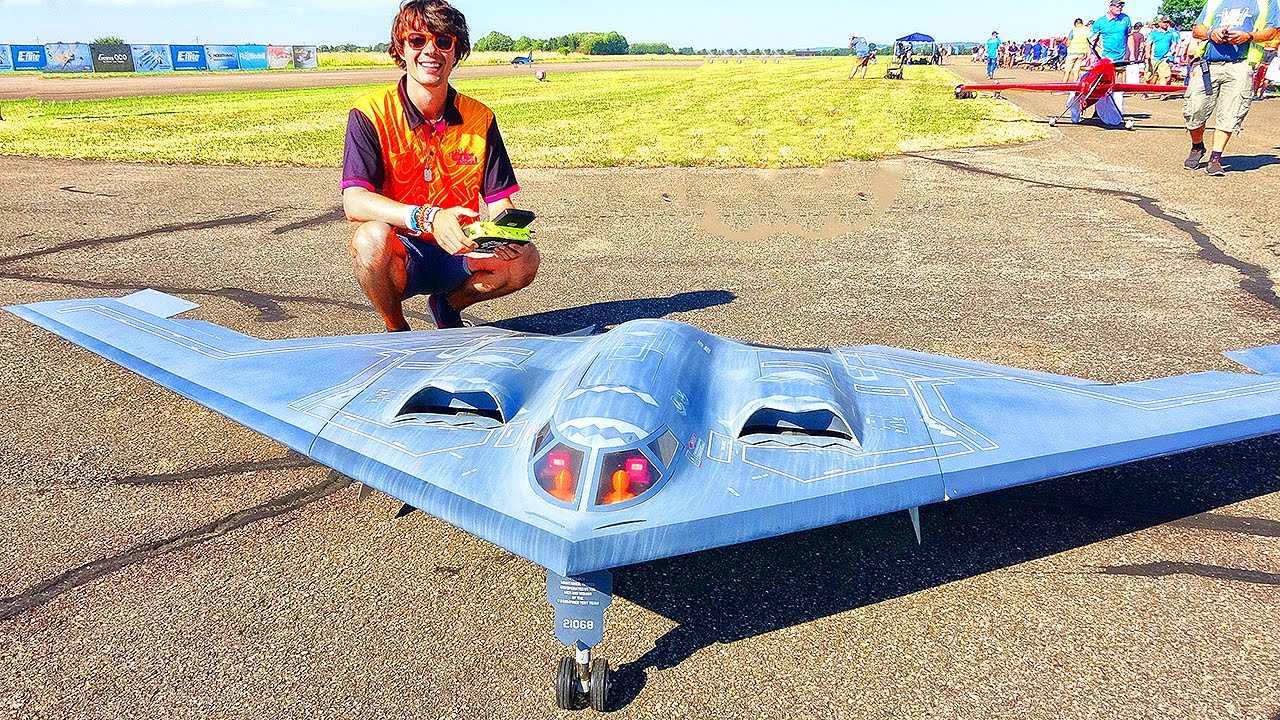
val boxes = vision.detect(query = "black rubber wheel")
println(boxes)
[555,656,583,710]
[589,658,611,712]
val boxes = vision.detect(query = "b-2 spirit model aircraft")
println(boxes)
[956,56,1187,129]
[11,290,1280,711]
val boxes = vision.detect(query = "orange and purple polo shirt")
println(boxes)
[341,78,519,223]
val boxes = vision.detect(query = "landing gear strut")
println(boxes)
[548,570,613,711]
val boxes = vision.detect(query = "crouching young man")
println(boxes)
[341,0,539,331]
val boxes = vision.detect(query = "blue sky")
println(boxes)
[1,0,1166,48]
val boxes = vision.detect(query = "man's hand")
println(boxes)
[468,242,529,270]
[1224,28,1254,45]
[1209,27,1252,44]
[430,207,480,255]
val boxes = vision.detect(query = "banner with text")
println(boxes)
[238,44,268,70]
[170,44,206,71]
[44,43,93,72]
[90,43,135,72]
[204,44,240,70]
[292,45,318,69]
[12,44,46,70]
[267,45,293,69]
[0,46,12,72]
[130,44,173,72]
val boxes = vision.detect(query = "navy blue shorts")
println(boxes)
[399,234,470,299]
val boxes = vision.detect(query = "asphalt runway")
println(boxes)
[1,62,1279,719]
[0,60,702,101]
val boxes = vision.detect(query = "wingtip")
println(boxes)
[1225,345,1280,375]
[116,289,201,318]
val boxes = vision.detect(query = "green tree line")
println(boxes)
[474,30,633,54]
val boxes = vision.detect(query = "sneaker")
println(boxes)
[427,294,464,329]
[1205,158,1225,176]
[1183,147,1205,170]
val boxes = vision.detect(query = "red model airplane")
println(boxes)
[955,56,1186,129]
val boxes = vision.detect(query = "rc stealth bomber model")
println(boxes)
[956,56,1187,129]
[12,290,1280,711]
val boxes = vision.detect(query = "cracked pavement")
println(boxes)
[1,62,1279,719]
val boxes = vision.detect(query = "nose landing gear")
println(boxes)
[548,570,614,711]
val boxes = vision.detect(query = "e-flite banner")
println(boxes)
[170,44,206,71]
[90,43,135,72]
[12,45,47,71]
[44,43,93,72]
[131,44,173,72]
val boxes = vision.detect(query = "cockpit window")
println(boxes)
[534,423,553,454]
[594,450,662,507]
[533,444,585,506]
[648,430,680,467]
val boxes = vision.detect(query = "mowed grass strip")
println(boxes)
[0,59,1040,168]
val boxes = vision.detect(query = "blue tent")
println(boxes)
[895,33,935,43]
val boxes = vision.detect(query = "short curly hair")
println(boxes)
[389,0,471,70]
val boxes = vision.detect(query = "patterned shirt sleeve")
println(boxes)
[482,117,520,204]
[341,109,383,193]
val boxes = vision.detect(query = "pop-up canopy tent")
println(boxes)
[886,33,938,78]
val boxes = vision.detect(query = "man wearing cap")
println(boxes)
[1145,16,1181,88]
[1093,0,1132,110]
[342,0,539,331]
[1063,18,1091,82]
[1182,0,1280,175]
[848,34,872,79]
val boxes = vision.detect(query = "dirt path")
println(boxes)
[1,59,702,101]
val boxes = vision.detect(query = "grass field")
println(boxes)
[0,60,1040,168]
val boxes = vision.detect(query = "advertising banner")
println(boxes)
[204,44,240,70]
[0,46,12,72]
[170,44,206,71]
[292,45,318,69]
[237,44,268,70]
[90,43,135,73]
[267,45,293,69]
[12,44,47,71]
[45,43,93,72]
[130,44,173,72]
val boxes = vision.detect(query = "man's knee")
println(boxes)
[511,243,541,289]
[349,221,401,268]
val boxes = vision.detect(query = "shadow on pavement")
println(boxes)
[492,290,737,335]
[1225,154,1280,173]
[606,435,1280,708]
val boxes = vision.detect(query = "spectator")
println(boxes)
[1092,0,1132,110]
[848,34,873,79]
[1181,0,1280,175]
[985,31,1001,78]
[1064,18,1091,81]
[1126,22,1147,85]
[1145,15,1181,88]
[1252,40,1278,96]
